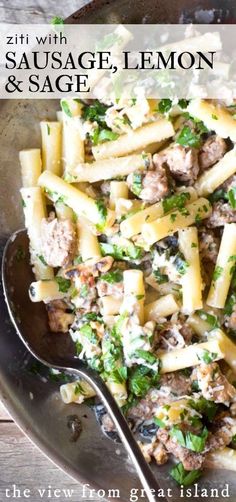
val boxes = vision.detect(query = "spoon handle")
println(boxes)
[63,361,166,502]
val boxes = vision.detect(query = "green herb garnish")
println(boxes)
[163,192,190,214]
[55,276,71,293]
[212,265,223,281]
[158,99,172,114]
[132,173,143,197]
[100,269,123,284]
[170,462,202,487]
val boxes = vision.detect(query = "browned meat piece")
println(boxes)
[155,319,194,351]
[199,135,227,170]
[138,440,168,465]
[206,422,232,452]
[206,201,236,227]
[152,442,169,465]
[41,217,76,267]
[198,228,220,263]
[128,372,191,421]
[127,167,169,203]
[154,145,199,185]
[157,429,205,471]
[96,279,124,297]
[46,301,74,333]
[159,372,192,397]
[140,169,169,203]
[191,363,236,405]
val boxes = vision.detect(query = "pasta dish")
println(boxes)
[19,96,236,487]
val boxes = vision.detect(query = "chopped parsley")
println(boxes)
[73,255,83,265]
[100,242,143,261]
[209,188,228,204]
[228,187,236,209]
[212,265,223,281]
[55,276,71,293]
[178,99,189,109]
[109,366,127,384]
[153,268,168,284]
[170,462,202,487]
[188,397,218,422]
[176,125,202,148]
[198,349,218,364]
[191,242,197,248]
[134,350,158,366]
[80,324,97,344]
[82,101,107,125]
[228,255,236,275]
[37,254,47,266]
[129,365,160,398]
[158,99,172,114]
[80,284,89,297]
[197,310,219,330]
[92,127,119,145]
[61,100,72,117]
[74,382,86,396]
[162,192,190,214]
[224,292,236,316]
[95,199,107,230]
[47,124,50,135]
[154,417,166,428]
[173,252,189,275]
[131,173,143,197]
[136,294,144,300]
[170,213,177,223]
[211,114,219,120]
[100,269,123,284]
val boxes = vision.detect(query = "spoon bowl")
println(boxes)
[2,228,166,502]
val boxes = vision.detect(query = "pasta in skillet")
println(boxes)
[20,96,236,487]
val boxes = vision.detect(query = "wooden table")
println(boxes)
[0,401,105,501]
[0,3,105,500]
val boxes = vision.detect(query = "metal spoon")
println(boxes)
[2,229,166,502]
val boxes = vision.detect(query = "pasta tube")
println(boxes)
[213,328,236,372]
[100,296,123,316]
[187,314,212,337]
[92,119,175,159]
[120,187,197,238]
[188,99,236,142]
[207,223,236,309]
[121,269,145,324]
[77,217,101,261]
[62,98,84,174]
[142,198,211,246]
[19,149,42,187]
[55,202,74,221]
[106,379,127,407]
[29,280,66,303]
[60,380,96,404]
[178,227,203,313]
[159,339,224,374]
[65,154,151,183]
[20,187,53,280]
[40,121,62,176]
[195,147,236,196]
[38,171,115,228]
[144,294,179,322]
